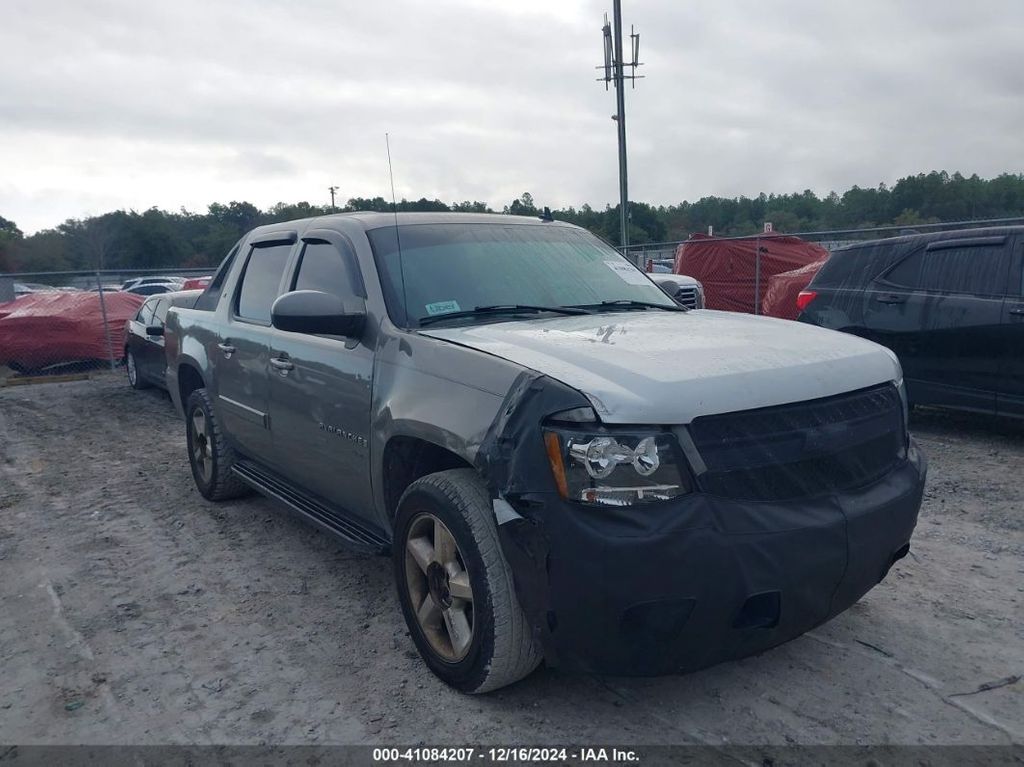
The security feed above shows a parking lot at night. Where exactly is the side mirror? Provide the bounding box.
[271,290,366,337]
[145,325,165,337]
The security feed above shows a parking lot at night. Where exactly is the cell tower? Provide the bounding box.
[597,1,642,250]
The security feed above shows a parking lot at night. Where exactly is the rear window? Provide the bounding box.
[883,244,1009,296]
[152,299,170,325]
[136,299,158,325]
[132,284,171,296]
[235,244,293,323]
[811,241,903,289]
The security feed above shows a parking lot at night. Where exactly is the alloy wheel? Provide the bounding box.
[190,408,212,484]
[404,513,475,662]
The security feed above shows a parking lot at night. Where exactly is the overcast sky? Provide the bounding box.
[2,0,1022,233]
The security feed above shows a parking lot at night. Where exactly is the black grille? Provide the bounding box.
[689,384,905,501]
[673,287,701,309]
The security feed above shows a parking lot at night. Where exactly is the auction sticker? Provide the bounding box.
[604,260,650,285]
[425,300,461,316]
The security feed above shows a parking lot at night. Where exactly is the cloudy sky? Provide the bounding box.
[1,0,1022,233]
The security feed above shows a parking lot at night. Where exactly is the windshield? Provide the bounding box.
[367,223,675,327]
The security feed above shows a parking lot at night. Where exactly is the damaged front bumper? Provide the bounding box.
[496,440,927,676]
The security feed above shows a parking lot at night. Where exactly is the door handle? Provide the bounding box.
[1009,306,1024,316]
[217,342,236,358]
[270,357,294,374]
[875,294,906,305]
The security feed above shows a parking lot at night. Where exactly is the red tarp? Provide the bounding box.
[0,291,144,369]
[674,233,829,313]
[762,259,827,320]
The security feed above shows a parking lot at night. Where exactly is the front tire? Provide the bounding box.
[393,469,540,693]
[185,388,249,501]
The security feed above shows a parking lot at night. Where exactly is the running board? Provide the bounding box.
[232,460,388,554]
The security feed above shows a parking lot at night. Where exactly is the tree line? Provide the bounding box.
[2,171,1023,274]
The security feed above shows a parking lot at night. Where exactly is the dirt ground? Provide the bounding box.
[0,375,1021,746]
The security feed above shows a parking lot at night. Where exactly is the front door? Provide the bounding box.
[267,232,376,523]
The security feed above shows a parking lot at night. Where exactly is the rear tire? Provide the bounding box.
[393,469,540,693]
[185,388,249,501]
[126,350,148,390]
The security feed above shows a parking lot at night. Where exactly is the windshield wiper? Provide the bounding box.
[571,299,682,312]
[418,304,592,327]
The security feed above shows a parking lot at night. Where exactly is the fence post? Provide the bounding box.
[753,236,761,315]
[95,272,116,371]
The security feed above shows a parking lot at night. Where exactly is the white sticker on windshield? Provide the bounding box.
[425,300,461,316]
[604,260,650,285]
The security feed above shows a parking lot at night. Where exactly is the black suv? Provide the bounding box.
[798,226,1023,418]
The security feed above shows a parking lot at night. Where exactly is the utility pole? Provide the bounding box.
[328,185,339,212]
[597,1,642,251]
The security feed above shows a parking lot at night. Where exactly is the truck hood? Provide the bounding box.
[421,310,901,424]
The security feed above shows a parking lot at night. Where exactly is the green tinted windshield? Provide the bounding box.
[367,223,674,327]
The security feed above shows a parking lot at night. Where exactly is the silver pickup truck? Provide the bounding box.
[165,212,926,693]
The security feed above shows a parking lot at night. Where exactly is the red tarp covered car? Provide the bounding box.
[762,259,827,320]
[0,291,144,370]
[674,233,829,313]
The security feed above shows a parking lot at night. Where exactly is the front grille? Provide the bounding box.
[688,384,905,501]
[673,287,700,309]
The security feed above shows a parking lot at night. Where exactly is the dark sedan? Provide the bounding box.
[125,290,201,390]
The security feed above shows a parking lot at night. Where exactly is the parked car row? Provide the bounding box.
[120,275,212,295]
[13,282,78,296]
[7,275,213,299]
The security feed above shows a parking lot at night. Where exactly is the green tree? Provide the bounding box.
[505,193,539,216]
[0,216,23,272]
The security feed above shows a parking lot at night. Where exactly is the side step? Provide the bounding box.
[232,460,389,554]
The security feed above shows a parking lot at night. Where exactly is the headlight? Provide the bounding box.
[543,428,691,506]
[895,377,910,447]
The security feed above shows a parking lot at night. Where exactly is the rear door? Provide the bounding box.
[213,233,296,460]
[997,237,1024,417]
[866,236,1010,414]
[267,230,376,522]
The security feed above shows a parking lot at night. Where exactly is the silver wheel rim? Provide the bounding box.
[127,353,137,385]
[405,513,475,662]
[190,408,212,484]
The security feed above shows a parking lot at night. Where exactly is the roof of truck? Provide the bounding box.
[248,211,575,237]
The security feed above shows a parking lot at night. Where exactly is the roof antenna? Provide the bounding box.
[539,206,554,222]
[385,132,410,326]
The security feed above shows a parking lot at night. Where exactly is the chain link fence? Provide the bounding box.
[2,216,1023,385]
[0,267,214,384]
[620,216,1024,315]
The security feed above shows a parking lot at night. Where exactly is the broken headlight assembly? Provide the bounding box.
[543,427,691,506]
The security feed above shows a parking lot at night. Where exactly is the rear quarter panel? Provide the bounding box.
[164,306,217,416]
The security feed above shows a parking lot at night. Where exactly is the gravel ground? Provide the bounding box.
[0,375,1021,746]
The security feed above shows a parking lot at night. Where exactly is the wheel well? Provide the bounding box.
[178,364,205,409]
[383,436,472,519]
